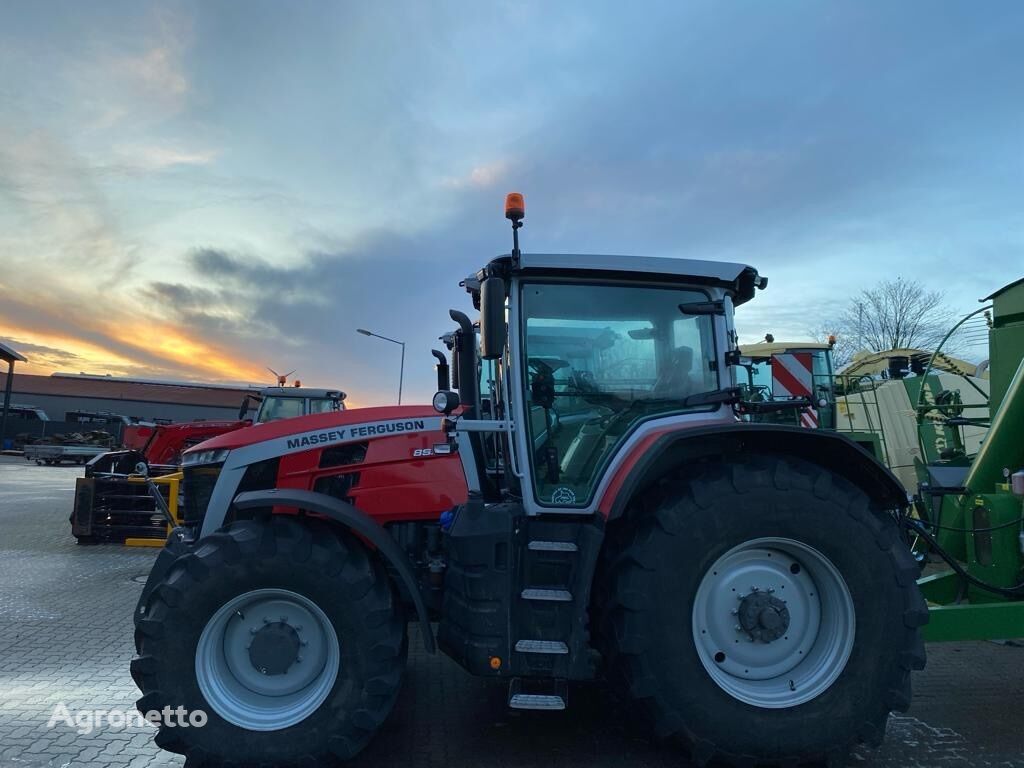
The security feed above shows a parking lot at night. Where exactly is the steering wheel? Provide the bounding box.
[530,363,557,409]
[746,384,772,403]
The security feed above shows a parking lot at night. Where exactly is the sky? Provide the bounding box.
[1,1,1021,405]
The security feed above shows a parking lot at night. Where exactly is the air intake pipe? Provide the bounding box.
[448,308,494,500]
[431,350,450,391]
[449,310,478,418]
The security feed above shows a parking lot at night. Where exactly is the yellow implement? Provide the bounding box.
[124,472,181,547]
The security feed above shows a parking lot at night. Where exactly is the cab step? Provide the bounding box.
[528,540,578,552]
[508,678,567,710]
[515,639,569,654]
[520,588,572,602]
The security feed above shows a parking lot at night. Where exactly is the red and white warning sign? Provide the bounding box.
[771,353,814,398]
[800,406,819,429]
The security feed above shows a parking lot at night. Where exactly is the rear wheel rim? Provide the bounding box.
[691,537,855,708]
[196,588,340,731]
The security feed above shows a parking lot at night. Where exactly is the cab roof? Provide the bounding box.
[739,342,832,358]
[259,387,346,400]
[481,253,766,305]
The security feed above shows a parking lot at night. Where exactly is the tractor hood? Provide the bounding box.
[183,405,441,455]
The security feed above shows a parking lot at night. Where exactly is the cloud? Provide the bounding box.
[72,7,194,131]
[0,127,133,282]
[0,338,87,369]
[440,159,511,190]
[0,282,267,384]
[2,1,1022,403]
[121,44,188,100]
[113,145,218,171]
[144,282,219,309]
[136,223,493,401]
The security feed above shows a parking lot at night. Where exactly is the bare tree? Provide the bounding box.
[809,322,856,369]
[812,277,956,366]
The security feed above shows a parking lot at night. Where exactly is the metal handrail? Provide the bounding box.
[833,373,891,467]
[914,305,992,463]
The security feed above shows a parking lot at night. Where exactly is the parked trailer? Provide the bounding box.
[24,443,108,465]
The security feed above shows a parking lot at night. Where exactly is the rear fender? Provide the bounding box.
[232,488,436,652]
[601,423,908,521]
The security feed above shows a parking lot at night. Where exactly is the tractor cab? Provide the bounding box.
[434,193,765,515]
[735,340,836,429]
[253,386,346,423]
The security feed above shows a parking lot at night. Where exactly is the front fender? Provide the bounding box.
[232,488,436,652]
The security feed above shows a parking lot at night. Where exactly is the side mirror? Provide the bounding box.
[479,276,507,360]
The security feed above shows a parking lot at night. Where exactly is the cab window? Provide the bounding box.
[522,282,719,507]
[308,398,342,414]
[257,397,305,423]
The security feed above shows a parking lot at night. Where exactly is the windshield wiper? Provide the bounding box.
[739,397,812,414]
[678,300,725,316]
[682,387,741,407]
[605,388,740,418]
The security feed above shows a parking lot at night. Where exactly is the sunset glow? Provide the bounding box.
[1,4,1020,404]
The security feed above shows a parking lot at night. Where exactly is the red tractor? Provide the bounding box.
[112,385,348,470]
[133,196,925,767]
[75,387,346,542]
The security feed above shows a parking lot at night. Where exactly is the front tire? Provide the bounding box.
[132,517,407,765]
[599,455,926,766]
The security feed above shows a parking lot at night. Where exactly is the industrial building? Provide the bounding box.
[0,371,258,445]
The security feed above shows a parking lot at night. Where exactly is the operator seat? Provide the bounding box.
[653,345,698,400]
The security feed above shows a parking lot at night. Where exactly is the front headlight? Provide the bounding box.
[182,448,230,467]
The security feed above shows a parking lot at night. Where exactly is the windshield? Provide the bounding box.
[256,395,342,423]
[256,396,305,423]
[308,397,343,414]
[521,282,719,506]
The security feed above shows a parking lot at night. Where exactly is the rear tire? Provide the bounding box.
[132,516,407,765]
[598,455,926,766]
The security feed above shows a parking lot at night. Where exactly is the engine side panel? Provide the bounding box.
[275,431,468,525]
[197,411,467,535]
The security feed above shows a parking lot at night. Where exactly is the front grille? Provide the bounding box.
[225,458,281,523]
[238,458,280,494]
[181,465,222,525]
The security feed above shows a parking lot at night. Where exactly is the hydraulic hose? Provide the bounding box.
[903,517,1024,598]
[916,516,1024,534]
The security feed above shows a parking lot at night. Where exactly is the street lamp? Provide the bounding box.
[356,328,406,405]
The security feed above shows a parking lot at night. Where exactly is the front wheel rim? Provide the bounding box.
[195,588,340,731]
[692,537,855,709]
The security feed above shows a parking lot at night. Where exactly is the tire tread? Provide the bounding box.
[597,454,927,767]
